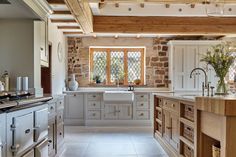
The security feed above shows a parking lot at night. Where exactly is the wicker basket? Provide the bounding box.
[183,124,194,142]
[184,104,194,121]
[212,145,220,157]
[183,143,194,157]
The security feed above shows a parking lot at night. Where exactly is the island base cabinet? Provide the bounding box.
[163,109,179,151]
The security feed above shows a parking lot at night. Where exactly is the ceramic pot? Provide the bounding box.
[69,74,78,91]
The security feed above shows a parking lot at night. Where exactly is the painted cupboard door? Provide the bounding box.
[169,113,179,151]
[65,94,84,120]
[185,46,198,90]
[0,114,6,157]
[163,109,171,143]
[173,46,185,90]
[118,104,132,120]
[104,104,118,120]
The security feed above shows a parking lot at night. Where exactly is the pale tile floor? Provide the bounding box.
[61,126,169,157]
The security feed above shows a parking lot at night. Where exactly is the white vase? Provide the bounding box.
[69,74,78,91]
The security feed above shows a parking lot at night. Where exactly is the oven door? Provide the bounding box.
[12,112,34,156]
[34,108,48,142]
[34,139,48,157]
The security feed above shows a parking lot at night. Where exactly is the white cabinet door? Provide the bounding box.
[34,21,48,67]
[104,104,118,120]
[185,46,198,90]
[173,46,185,90]
[0,114,6,157]
[65,94,84,120]
[118,104,132,120]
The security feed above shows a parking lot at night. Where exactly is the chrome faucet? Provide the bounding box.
[190,67,210,96]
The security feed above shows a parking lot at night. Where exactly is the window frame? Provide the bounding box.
[89,47,145,85]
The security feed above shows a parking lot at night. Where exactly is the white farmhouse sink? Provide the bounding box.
[103,91,134,102]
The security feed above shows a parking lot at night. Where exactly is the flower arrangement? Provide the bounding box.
[201,42,236,94]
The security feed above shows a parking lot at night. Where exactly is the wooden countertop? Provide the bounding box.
[196,96,236,116]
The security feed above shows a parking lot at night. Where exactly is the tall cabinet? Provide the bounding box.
[168,40,220,91]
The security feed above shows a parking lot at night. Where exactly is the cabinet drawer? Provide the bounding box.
[136,102,149,109]
[57,124,64,145]
[57,110,64,124]
[136,94,149,101]
[183,143,194,157]
[183,124,194,142]
[136,111,149,120]
[48,103,56,116]
[88,101,101,109]
[87,110,101,120]
[57,99,64,111]
[163,99,179,112]
[87,94,101,100]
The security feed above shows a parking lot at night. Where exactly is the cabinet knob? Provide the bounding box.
[93,95,96,98]
[73,94,76,97]
[171,104,175,108]
[93,103,96,106]
[59,132,62,135]
[140,113,144,116]
[60,101,62,104]
[50,106,54,110]
[140,104,144,106]
[166,126,172,130]
[141,95,144,98]
[48,140,52,143]
[93,113,96,116]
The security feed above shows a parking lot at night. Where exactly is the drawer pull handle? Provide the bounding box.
[141,96,144,98]
[59,116,62,119]
[171,104,175,107]
[50,106,54,110]
[60,102,62,104]
[93,104,96,106]
[93,95,96,98]
[59,132,62,135]
[140,104,144,106]
[166,126,172,129]
[74,94,76,97]
[48,140,52,143]
[93,113,96,116]
[25,129,31,134]
[140,113,144,116]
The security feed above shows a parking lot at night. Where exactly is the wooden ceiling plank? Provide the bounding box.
[63,32,84,34]
[53,11,71,15]
[58,26,81,29]
[88,0,236,4]
[65,0,93,33]
[51,19,77,23]
[93,16,236,35]
[47,0,65,4]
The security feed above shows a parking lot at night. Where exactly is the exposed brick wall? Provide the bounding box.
[67,37,170,88]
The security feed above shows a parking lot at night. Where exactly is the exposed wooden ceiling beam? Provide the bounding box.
[51,19,76,23]
[58,26,81,29]
[89,0,236,3]
[53,11,71,15]
[65,0,93,33]
[46,0,65,4]
[63,32,84,35]
[93,16,236,35]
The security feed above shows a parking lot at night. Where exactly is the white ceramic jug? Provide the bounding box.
[0,81,5,91]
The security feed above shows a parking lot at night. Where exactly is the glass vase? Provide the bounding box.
[216,77,228,95]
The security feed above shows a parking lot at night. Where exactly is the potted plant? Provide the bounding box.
[93,75,101,84]
[201,42,236,95]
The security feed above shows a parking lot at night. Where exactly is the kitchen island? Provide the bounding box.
[154,92,236,157]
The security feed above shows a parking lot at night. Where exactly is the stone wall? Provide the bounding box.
[67,37,169,87]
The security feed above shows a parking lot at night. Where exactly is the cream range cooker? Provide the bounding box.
[0,102,49,157]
